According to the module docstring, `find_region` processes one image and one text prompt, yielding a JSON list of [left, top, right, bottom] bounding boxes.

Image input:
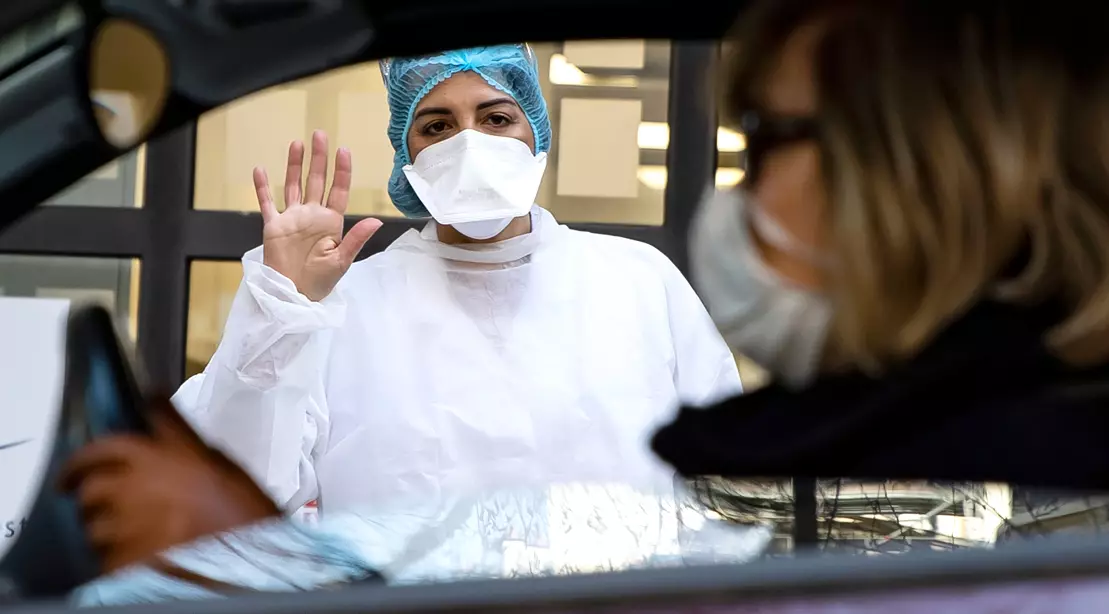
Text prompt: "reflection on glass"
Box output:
[[815, 481, 1012, 553], [693, 477, 1109, 554], [75, 481, 771, 607], [0, 256, 140, 340], [692, 479, 1003, 553], [193, 40, 675, 226]]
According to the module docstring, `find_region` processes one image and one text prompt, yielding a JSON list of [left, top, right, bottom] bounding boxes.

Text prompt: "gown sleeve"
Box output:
[[171, 246, 344, 510]]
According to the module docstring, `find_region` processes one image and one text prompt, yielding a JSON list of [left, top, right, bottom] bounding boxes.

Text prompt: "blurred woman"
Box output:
[[653, 0, 1109, 489]]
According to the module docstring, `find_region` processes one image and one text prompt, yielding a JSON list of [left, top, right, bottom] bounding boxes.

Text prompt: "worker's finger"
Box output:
[[304, 130, 330, 206], [254, 167, 278, 222], [326, 147, 352, 215], [284, 140, 305, 207], [338, 218, 383, 266]]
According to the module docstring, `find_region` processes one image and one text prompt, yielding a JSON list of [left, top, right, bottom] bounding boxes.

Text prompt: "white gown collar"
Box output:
[[412, 206, 558, 264]]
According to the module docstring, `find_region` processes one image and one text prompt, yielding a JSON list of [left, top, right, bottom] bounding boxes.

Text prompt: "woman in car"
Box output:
[[171, 43, 740, 558], [653, 0, 1109, 491]]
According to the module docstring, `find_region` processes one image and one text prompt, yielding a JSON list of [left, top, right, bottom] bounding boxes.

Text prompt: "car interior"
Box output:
[[1, 0, 1109, 612]]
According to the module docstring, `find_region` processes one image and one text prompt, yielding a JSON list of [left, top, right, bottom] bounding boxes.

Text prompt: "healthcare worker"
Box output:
[[173, 45, 740, 526]]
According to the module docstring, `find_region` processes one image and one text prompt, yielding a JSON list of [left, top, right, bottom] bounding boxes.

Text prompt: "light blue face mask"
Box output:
[[379, 44, 553, 218], [747, 198, 837, 269], [690, 189, 833, 389]]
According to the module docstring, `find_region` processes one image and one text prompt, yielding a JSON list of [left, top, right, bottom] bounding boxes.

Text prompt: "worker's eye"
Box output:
[[484, 113, 515, 127], [421, 120, 451, 136]]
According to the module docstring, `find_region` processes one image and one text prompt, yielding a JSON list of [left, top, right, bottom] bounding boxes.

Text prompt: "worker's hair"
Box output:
[[723, 0, 1109, 370]]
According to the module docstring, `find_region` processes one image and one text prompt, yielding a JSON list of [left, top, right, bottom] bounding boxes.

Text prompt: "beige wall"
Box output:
[[186, 261, 242, 376], [193, 63, 397, 218], [189, 64, 397, 370]]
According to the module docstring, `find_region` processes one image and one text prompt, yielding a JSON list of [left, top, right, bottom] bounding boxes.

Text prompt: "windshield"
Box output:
[[2, 2, 1109, 611]]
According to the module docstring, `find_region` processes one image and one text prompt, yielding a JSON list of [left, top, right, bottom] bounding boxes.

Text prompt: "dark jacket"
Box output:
[[651, 299, 1109, 491]]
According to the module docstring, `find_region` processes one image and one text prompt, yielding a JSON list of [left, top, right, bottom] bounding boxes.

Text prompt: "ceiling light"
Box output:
[[637, 122, 669, 150], [548, 54, 639, 88], [549, 54, 587, 86], [717, 127, 746, 152], [636, 165, 746, 190], [636, 166, 668, 191], [636, 122, 747, 152]]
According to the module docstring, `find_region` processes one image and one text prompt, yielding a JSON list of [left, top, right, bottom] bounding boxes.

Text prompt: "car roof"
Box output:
[[0, 0, 744, 231]]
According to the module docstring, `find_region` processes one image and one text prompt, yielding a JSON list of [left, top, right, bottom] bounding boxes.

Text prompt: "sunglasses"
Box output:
[[737, 110, 818, 187]]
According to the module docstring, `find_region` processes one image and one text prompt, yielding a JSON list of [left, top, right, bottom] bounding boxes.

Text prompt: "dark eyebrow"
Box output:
[[476, 97, 518, 111], [412, 97, 519, 122]]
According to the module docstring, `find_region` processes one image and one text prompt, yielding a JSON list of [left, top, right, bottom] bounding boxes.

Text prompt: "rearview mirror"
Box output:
[[89, 19, 170, 149]]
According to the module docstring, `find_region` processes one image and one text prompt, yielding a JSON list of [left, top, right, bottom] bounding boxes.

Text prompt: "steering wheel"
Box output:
[[0, 304, 151, 600]]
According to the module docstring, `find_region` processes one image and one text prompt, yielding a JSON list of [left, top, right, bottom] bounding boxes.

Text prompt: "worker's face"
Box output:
[[407, 71, 535, 161], [744, 22, 829, 290]]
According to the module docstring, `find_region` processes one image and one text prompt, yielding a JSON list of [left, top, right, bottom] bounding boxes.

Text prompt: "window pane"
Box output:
[[44, 146, 146, 208], [0, 256, 140, 340], [186, 260, 240, 378], [537, 41, 669, 225], [193, 41, 671, 226]]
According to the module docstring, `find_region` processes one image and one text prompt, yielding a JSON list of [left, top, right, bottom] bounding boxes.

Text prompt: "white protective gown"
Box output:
[[173, 207, 742, 518]]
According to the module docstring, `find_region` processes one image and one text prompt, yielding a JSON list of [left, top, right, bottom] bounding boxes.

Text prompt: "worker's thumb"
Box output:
[[339, 217, 383, 265]]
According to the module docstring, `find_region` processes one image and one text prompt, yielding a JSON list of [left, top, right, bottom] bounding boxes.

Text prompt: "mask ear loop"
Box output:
[[747, 203, 836, 268]]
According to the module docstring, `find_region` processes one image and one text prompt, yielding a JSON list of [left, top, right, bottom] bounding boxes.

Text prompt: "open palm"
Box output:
[[255, 130, 382, 301]]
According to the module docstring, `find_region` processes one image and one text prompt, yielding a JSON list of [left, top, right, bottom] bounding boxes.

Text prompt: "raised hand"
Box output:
[[255, 130, 382, 302]]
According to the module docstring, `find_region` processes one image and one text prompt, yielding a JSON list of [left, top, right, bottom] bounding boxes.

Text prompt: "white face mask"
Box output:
[[403, 129, 549, 240], [690, 189, 833, 389]]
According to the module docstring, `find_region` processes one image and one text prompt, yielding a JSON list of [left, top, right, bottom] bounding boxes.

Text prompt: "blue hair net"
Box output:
[[380, 44, 552, 218]]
